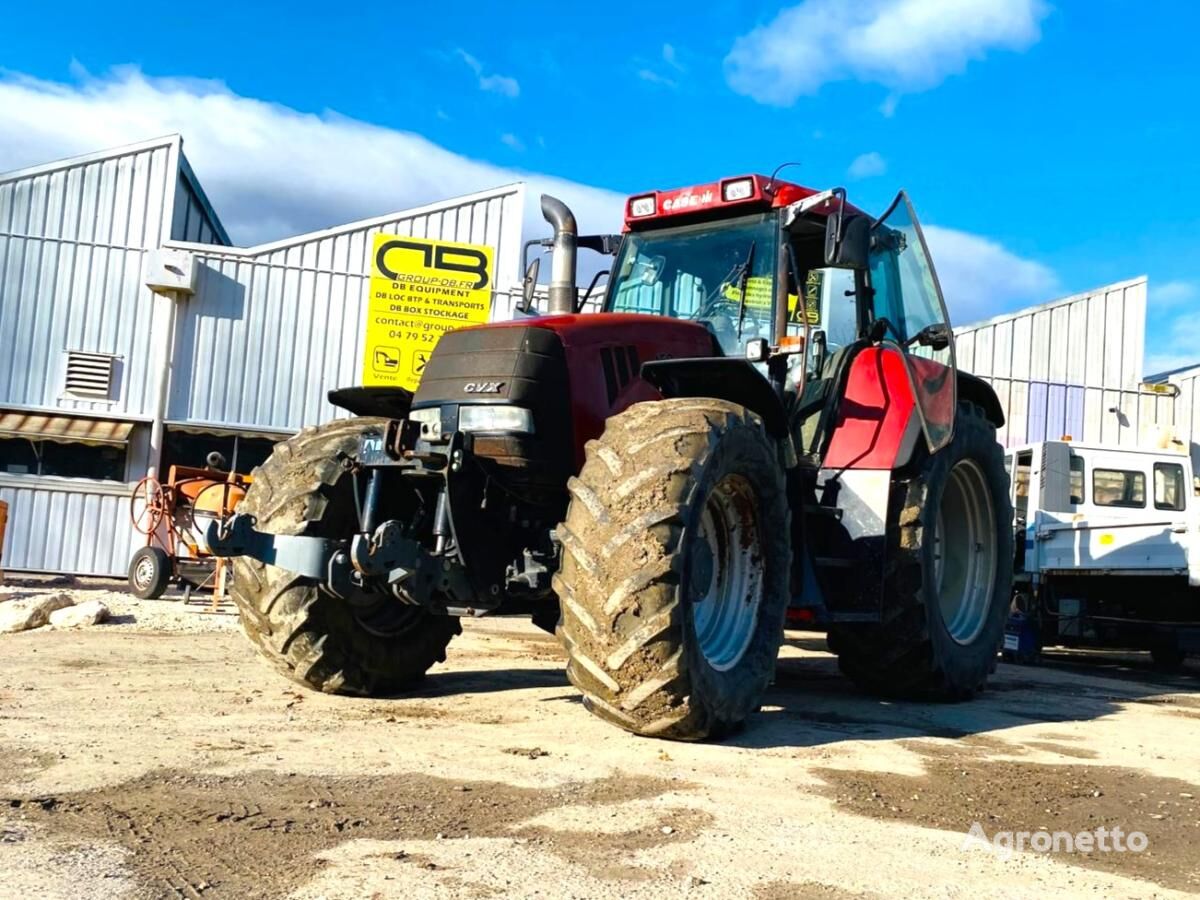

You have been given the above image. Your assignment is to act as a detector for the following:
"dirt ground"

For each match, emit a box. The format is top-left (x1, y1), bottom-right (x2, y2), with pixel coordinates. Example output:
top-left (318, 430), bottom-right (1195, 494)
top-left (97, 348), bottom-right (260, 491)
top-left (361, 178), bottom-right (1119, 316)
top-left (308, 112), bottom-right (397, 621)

top-left (2, 579), bottom-right (1199, 899)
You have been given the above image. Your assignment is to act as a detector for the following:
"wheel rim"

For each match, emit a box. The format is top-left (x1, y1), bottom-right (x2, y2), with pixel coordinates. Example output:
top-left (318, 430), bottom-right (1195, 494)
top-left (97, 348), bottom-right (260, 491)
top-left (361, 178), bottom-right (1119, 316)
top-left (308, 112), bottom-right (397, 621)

top-left (133, 555), bottom-right (156, 590)
top-left (690, 474), bottom-right (764, 671)
top-left (933, 459), bottom-right (997, 645)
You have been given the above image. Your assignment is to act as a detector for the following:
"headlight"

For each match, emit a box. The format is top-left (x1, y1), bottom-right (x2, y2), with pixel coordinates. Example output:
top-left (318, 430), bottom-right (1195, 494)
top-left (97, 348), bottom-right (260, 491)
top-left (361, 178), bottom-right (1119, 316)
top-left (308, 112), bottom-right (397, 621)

top-left (629, 195), bottom-right (656, 217)
top-left (459, 405), bottom-right (535, 434)
top-left (721, 178), bottom-right (754, 202)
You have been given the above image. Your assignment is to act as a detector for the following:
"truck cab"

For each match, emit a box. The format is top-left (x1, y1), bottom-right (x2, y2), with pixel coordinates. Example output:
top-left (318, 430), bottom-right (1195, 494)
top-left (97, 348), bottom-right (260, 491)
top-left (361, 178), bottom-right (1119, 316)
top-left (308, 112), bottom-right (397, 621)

top-left (1005, 440), bottom-right (1200, 667)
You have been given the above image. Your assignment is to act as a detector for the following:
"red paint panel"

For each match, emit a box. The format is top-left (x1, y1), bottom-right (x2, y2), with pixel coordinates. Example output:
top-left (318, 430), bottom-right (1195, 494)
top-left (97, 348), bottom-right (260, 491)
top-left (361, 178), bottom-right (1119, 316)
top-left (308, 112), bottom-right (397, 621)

top-left (622, 176), bottom-right (866, 229)
top-left (823, 347), bottom-right (917, 470)
top-left (473, 313), bottom-right (715, 468)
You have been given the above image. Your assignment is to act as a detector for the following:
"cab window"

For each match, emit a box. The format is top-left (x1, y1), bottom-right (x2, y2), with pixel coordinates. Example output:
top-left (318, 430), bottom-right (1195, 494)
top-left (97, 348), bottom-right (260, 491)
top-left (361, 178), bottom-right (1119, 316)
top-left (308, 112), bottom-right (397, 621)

top-left (1069, 453), bottom-right (1085, 505)
top-left (1093, 469), bottom-right (1146, 508)
top-left (1154, 463), bottom-right (1186, 511)
top-left (607, 213), bottom-right (778, 357)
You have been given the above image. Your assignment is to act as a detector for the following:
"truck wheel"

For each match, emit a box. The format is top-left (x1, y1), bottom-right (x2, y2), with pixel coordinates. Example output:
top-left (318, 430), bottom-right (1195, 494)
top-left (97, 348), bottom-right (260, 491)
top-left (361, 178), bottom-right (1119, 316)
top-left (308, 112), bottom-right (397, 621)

top-left (128, 546), bottom-right (171, 599)
top-left (555, 399), bottom-right (791, 740)
top-left (229, 418), bottom-right (460, 696)
top-left (831, 401), bottom-right (1013, 699)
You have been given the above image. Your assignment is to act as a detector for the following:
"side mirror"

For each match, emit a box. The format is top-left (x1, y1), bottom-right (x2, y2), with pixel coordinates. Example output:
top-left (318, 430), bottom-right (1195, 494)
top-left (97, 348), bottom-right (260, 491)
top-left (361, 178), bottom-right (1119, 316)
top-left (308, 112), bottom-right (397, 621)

top-left (912, 322), bottom-right (952, 351)
top-left (825, 213), bottom-right (870, 268)
top-left (519, 257), bottom-right (540, 312)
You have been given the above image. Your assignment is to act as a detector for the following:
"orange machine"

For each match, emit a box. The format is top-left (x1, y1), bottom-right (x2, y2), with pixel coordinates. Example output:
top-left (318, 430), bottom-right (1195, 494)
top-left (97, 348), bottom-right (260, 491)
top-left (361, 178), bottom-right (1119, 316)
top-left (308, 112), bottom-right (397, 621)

top-left (128, 455), bottom-right (251, 600)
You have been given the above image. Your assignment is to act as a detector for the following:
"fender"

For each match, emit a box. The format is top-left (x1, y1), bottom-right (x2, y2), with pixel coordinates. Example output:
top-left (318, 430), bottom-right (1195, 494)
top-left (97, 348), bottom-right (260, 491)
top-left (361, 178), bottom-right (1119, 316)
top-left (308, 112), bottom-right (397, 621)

top-left (640, 357), bottom-right (789, 439)
top-left (957, 370), bottom-right (1005, 428)
top-left (327, 385), bottom-right (414, 419)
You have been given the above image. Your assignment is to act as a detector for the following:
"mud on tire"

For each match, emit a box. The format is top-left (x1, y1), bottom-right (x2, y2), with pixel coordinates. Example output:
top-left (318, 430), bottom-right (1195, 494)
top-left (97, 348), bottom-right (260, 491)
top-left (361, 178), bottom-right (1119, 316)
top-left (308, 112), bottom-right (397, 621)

top-left (230, 418), bottom-right (459, 696)
top-left (830, 401), bottom-right (1013, 699)
top-left (554, 398), bottom-right (791, 740)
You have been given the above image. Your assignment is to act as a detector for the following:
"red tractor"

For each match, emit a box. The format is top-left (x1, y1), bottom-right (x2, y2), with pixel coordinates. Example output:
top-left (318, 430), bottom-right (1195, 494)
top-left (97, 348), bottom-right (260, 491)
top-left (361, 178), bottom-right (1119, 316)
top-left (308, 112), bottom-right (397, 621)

top-left (209, 174), bottom-right (1012, 741)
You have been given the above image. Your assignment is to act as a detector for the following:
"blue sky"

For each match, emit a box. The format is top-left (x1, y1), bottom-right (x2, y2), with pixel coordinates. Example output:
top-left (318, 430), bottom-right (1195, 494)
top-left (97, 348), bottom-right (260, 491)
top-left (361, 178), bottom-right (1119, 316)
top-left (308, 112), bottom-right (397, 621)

top-left (1, 0), bottom-right (1196, 373)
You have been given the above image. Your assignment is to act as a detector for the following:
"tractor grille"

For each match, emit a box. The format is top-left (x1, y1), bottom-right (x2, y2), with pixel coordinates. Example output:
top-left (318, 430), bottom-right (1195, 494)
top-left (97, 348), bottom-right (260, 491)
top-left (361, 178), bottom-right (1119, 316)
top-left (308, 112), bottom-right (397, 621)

top-left (599, 345), bottom-right (640, 405)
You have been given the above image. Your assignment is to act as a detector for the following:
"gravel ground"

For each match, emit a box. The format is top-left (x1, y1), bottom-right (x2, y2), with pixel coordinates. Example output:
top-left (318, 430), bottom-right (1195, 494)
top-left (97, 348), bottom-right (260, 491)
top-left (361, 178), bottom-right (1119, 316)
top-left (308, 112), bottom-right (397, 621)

top-left (1, 577), bottom-right (1198, 899)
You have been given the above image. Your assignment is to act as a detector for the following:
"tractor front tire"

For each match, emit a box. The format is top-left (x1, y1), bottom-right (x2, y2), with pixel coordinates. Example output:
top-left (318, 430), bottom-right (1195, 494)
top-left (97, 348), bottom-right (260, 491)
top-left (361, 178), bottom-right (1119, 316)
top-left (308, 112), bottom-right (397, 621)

top-left (229, 418), bottom-right (460, 696)
top-left (555, 399), bottom-right (791, 741)
top-left (831, 401), bottom-right (1013, 699)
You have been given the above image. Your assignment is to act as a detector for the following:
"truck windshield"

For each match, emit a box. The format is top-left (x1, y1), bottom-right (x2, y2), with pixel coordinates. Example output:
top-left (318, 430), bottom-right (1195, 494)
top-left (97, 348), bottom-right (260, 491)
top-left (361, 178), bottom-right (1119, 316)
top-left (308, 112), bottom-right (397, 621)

top-left (605, 213), bottom-right (777, 356)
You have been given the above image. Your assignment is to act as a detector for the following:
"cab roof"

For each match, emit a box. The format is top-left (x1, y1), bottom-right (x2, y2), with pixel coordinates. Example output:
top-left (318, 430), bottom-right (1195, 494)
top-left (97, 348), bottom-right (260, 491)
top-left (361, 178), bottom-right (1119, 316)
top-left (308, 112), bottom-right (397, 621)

top-left (623, 174), bottom-right (865, 230)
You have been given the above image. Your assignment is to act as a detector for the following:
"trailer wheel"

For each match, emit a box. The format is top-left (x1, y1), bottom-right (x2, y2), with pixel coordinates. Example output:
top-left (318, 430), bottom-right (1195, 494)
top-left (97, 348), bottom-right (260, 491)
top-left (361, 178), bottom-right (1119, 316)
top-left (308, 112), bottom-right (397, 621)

top-left (128, 546), bottom-right (172, 599)
top-left (831, 401), bottom-right (1013, 699)
top-left (229, 418), bottom-right (460, 696)
top-left (555, 398), bottom-right (791, 741)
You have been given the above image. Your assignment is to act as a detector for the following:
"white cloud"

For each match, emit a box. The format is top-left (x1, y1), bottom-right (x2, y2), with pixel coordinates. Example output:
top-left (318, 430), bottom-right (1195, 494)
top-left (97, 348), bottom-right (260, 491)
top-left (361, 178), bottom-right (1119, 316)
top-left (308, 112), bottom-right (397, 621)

top-left (456, 49), bottom-right (520, 98)
top-left (923, 225), bottom-right (1058, 326)
top-left (637, 68), bottom-right (677, 88)
top-left (0, 69), bottom-right (1057, 323)
top-left (879, 93), bottom-right (900, 118)
top-left (479, 74), bottom-right (520, 98)
top-left (0, 69), bottom-right (619, 249)
top-left (1144, 318), bottom-right (1200, 376)
top-left (499, 132), bottom-right (525, 152)
top-left (1150, 279), bottom-right (1196, 309)
top-left (638, 44), bottom-right (685, 88)
top-left (662, 43), bottom-right (684, 72)
top-left (725, 0), bottom-right (1049, 105)
top-left (847, 151), bottom-right (887, 179)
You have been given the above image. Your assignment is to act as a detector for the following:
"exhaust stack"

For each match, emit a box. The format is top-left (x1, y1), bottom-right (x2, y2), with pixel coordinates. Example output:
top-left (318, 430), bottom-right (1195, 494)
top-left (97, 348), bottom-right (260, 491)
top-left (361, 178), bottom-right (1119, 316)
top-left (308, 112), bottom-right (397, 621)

top-left (540, 194), bottom-right (577, 315)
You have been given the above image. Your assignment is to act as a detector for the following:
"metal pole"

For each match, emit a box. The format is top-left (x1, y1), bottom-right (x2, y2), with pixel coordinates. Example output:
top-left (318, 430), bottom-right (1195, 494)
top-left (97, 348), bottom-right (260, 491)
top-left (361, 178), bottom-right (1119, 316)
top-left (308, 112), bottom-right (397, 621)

top-left (147, 289), bottom-right (179, 479)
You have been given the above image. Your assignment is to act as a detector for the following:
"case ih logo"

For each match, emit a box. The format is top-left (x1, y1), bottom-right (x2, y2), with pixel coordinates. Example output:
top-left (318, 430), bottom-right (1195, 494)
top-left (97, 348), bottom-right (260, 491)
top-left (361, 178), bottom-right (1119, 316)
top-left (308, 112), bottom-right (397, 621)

top-left (661, 189), bottom-right (715, 212)
top-left (464, 381), bottom-right (504, 393)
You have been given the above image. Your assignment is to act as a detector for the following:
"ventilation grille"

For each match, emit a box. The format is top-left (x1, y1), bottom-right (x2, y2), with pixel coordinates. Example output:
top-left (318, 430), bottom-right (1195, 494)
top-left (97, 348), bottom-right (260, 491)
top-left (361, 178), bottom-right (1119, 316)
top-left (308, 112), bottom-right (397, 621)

top-left (599, 345), bottom-right (640, 405)
top-left (64, 351), bottom-right (117, 399)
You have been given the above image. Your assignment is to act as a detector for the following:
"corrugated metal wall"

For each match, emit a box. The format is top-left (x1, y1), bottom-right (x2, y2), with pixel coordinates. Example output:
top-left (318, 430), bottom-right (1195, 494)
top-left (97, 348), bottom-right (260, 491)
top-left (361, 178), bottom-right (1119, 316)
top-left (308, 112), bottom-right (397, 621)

top-left (171, 155), bottom-right (230, 246)
top-left (0, 479), bottom-right (141, 576)
top-left (0, 136), bottom-right (231, 576)
top-left (167, 184), bottom-right (525, 432)
top-left (0, 136), bottom-right (188, 419)
top-left (953, 277), bottom-right (1157, 448)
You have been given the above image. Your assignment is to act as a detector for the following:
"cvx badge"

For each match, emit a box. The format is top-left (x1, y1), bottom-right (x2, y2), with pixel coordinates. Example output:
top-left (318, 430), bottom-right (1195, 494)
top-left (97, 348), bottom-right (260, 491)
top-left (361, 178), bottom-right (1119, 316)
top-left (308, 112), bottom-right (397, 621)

top-left (464, 381), bottom-right (504, 394)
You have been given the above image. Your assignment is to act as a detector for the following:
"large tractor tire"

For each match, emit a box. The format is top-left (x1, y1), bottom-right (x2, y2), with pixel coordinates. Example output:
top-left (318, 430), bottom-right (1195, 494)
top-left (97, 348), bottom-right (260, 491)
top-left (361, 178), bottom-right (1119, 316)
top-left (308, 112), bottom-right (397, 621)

top-left (229, 418), bottom-right (460, 696)
top-left (831, 401), bottom-right (1013, 699)
top-left (555, 399), bottom-right (791, 741)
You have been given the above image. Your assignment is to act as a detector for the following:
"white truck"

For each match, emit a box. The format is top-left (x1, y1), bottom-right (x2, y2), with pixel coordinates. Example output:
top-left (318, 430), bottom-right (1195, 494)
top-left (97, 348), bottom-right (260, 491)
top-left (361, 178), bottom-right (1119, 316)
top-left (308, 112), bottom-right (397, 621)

top-left (1004, 440), bottom-right (1199, 669)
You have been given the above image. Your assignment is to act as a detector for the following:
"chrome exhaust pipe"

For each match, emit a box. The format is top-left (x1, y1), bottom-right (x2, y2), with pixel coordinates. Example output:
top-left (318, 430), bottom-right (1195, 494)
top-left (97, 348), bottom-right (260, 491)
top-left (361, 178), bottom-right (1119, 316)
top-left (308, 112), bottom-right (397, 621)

top-left (540, 194), bottom-right (577, 315)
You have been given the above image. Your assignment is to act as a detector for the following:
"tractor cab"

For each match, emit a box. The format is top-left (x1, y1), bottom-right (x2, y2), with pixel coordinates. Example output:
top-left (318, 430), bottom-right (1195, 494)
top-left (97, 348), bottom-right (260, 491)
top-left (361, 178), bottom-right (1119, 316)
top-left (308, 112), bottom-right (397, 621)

top-left (600, 174), bottom-right (960, 463)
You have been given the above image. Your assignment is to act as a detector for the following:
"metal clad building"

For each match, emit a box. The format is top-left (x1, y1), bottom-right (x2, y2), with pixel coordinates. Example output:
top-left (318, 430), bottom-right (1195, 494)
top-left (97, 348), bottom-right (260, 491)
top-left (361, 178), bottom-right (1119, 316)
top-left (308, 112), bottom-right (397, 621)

top-left (955, 277), bottom-right (1164, 446)
top-left (167, 185), bottom-right (524, 433)
top-left (1, 137), bottom-right (523, 576)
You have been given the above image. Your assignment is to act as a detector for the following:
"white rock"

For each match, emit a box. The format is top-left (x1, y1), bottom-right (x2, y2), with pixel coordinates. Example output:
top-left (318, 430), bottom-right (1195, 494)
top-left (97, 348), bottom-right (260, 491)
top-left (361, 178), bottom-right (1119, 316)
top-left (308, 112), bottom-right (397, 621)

top-left (49, 599), bottom-right (109, 628)
top-left (0, 593), bottom-right (74, 634)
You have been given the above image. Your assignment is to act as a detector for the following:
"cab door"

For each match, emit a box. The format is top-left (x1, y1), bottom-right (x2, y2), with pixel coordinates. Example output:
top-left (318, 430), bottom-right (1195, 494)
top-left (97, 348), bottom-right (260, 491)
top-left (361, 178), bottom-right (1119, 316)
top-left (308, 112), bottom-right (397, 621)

top-left (869, 192), bottom-right (956, 451)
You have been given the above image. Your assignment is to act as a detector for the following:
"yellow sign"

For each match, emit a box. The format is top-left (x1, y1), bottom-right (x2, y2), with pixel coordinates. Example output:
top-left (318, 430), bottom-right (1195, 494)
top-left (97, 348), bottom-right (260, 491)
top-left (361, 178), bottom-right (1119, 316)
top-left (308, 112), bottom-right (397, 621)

top-left (362, 235), bottom-right (495, 390)
top-left (719, 270), bottom-right (823, 325)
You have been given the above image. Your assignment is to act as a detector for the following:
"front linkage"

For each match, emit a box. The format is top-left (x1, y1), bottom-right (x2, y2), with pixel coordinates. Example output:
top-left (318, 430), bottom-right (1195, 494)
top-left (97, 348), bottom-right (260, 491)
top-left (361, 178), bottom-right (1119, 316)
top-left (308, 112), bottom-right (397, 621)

top-left (208, 419), bottom-right (503, 616)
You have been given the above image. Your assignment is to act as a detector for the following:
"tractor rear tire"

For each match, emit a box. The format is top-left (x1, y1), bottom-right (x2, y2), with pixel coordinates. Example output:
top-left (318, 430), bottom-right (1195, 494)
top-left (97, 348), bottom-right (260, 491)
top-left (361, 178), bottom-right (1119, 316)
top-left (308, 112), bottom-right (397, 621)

top-left (555, 398), bottom-right (791, 741)
top-left (830, 401), bottom-right (1013, 699)
top-left (229, 418), bottom-right (460, 696)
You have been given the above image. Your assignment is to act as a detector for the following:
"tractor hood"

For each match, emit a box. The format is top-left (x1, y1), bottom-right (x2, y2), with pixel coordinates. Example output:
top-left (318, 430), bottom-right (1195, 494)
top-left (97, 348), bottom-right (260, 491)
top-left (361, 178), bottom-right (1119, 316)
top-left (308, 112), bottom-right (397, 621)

top-left (414, 313), bottom-right (717, 467)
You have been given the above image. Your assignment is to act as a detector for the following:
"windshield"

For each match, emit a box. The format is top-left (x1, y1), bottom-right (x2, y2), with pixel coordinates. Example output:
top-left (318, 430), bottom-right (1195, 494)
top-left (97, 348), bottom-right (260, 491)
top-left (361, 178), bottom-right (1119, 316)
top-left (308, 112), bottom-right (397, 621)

top-left (605, 213), bottom-right (778, 356)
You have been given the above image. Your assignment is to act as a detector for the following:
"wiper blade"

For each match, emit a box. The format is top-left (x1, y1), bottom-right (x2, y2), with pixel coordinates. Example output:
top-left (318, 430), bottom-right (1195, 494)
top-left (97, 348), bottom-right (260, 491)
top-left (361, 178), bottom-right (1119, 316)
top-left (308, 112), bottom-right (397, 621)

top-left (734, 240), bottom-right (757, 340)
